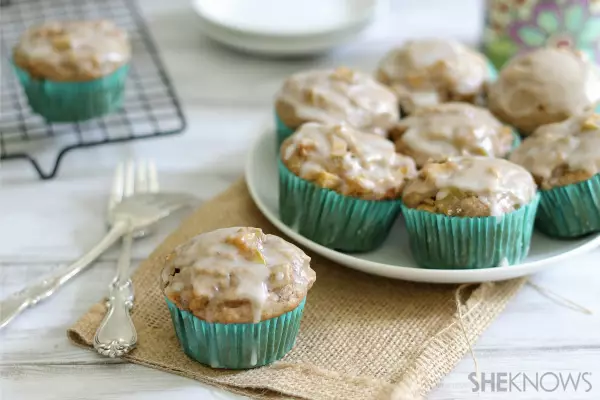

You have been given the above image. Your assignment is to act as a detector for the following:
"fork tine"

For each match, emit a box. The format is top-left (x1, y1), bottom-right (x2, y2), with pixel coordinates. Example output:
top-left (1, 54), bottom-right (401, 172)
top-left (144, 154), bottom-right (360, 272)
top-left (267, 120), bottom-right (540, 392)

top-left (124, 160), bottom-right (135, 197)
top-left (108, 162), bottom-right (125, 213)
top-left (148, 160), bottom-right (159, 193)
top-left (135, 159), bottom-right (149, 193)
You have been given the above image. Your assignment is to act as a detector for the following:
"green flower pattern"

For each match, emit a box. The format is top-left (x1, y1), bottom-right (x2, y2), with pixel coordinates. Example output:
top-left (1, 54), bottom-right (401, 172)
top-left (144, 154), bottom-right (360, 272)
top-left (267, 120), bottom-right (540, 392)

top-left (484, 0), bottom-right (600, 67)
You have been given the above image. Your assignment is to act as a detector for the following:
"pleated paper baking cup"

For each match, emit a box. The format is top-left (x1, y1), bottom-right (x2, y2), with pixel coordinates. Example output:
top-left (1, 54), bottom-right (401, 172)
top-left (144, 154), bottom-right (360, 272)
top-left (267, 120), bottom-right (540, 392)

top-left (165, 297), bottom-right (306, 369)
top-left (278, 161), bottom-right (401, 252)
top-left (535, 174), bottom-right (600, 238)
top-left (13, 62), bottom-right (129, 122)
top-left (400, 194), bottom-right (540, 269)
top-left (275, 112), bottom-right (296, 146)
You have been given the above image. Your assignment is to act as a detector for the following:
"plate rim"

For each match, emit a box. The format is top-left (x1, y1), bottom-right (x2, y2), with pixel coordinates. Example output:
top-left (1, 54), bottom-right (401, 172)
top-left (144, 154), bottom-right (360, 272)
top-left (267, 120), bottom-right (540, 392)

top-left (245, 125), bottom-right (600, 283)
top-left (191, 0), bottom-right (378, 38)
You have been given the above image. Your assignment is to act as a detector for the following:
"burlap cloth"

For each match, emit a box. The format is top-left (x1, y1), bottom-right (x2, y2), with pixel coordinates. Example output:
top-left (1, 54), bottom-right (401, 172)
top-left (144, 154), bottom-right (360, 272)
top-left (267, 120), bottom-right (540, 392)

top-left (68, 180), bottom-right (526, 400)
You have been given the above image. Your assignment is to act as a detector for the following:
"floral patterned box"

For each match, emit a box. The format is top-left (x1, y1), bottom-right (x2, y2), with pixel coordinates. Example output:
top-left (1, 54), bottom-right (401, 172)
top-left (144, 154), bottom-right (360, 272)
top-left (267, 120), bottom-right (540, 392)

top-left (483, 0), bottom-right (600, 68)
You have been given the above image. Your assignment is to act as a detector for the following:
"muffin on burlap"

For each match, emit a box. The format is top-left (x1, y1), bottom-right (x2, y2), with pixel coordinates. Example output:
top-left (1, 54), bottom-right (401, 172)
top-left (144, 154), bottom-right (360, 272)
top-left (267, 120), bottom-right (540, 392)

top-left (487, 47), bottom-right (600, 136)
top-left (274, 67), bottom-right (399, 143)
top-left (13, 20), bottom-right (130, 121)
top-left (375, 39), bottom-right (494, 115)
top-left (401, 156), bottom-right (539, 269)
top-left (279, 121), bottom-right (417, 252)
top-left (510, 113), bottom-right (600, 238)
top-left (389, 102), bottom-right (517, 167)
top-left (161, 227), bottom-right (315, 369)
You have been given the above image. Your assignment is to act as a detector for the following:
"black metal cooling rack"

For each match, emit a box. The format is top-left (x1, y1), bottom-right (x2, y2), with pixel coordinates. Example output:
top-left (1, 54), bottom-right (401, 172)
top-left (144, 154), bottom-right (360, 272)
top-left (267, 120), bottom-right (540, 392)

top-left (0, 0), bottom-right (186, 179)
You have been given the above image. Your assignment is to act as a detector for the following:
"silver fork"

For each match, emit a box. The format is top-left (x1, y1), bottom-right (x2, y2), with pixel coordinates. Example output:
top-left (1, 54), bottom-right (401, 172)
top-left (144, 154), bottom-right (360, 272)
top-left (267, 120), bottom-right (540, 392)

top-left (93, 160), bottom-right (157, 358)
top-left (0, 161), bottom-right (194, 331)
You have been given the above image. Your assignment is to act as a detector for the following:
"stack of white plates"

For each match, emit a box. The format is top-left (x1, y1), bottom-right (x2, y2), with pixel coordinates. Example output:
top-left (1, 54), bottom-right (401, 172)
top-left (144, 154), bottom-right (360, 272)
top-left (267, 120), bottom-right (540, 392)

top-left (191, 0), bottom-right (380, 56)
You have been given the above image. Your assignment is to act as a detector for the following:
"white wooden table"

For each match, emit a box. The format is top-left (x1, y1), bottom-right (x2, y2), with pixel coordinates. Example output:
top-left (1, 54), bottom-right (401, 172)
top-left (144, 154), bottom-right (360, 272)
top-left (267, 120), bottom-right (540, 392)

top-left (1, 1), bottom-right (599, 399)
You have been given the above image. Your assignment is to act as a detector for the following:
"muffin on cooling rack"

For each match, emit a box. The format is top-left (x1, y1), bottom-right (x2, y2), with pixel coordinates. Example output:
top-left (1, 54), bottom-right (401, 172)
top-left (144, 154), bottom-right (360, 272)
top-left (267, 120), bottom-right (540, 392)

top-left (401, 156), bottom-right (539, 269)
top-left (279, 121), bottom-right (417, 252)
top-left (375, 39), bottom-right (494, 115)
top-left (487, 47), bottom-right (600, 136)
top-left (274, 67), bottom-right (399, 144)
top-left (162, 227), bottom-right (316, 369)
top-left (389, 102), bottom-right (517, 167)
top-left (510, 113), bottom-right (600, 238)
top-left (12, 20), bottom-right (131, 122)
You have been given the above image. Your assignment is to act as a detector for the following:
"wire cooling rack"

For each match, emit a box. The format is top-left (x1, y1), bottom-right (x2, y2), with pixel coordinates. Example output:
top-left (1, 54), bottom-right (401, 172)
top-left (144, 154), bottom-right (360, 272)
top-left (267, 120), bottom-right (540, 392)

top-left (0, 0), bottom-right (186, 179)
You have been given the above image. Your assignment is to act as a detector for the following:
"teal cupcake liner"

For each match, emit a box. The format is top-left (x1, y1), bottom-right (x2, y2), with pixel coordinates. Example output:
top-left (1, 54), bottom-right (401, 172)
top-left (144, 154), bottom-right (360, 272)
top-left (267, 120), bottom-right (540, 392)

top-left (487, 59), bottom-right (498, 81)
top-left (13, 62), bottom-right (129, 122)
top-left (279, 161), bottom-right (401, 252)
top-left (275, 112), bottom-right (296, 146)
top-left (535, 174), bottom-right (600, 238)
top-left (400, 194), bottom-right (540, 269)
top-left (511, 130), bottom-right (521, 151)
top-left (166, 297), bottom-right (306, 369)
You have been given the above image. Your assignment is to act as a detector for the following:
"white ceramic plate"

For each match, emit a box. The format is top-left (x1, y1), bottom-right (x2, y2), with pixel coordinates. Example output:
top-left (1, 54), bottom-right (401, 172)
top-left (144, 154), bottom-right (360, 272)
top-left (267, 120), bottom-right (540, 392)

top-left (191, 0), bottom-right (378, 56)
top-left (245, 126), bottom-right (600, 283)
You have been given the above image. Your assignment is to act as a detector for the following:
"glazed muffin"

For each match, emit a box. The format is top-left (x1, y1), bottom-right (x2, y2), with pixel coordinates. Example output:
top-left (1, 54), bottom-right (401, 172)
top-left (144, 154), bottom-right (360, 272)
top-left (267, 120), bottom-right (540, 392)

top-left (279, 122), bottom-right (417, 252)
top-left (274, 67), bottom-right (399, 143)
top-left (389, 102), bottom-right (515, 167)
top-left (510, 113), bottom-right (600, 237)
top-left (12, 20), bottom-right (131, 121)
top-left (401, 156), bottom-right (539, 269)
top-left (488, 47), bottom-right (600, 136)
top-left (162, 227), bottom-right (315, 369)
top-left (375, 39), bottom-right (492, 114)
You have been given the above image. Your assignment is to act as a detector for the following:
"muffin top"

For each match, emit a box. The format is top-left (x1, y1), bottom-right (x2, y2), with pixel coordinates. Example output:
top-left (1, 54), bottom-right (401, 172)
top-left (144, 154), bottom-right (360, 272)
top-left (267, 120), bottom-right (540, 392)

top-left (402, 156), bottom-right (537, 217)
top-left (162, 227), bottom-right (315, 324)
top-left (13, 20), bottom-right (130, 82)
top-left (281, 122), bottom-right (417, 200)
top-left (509, 113), bottom-right (600, 189)
top-left (488, 47), bottom-right (600, 135)
top-left (390, 102), bottom-right (514, 167)
top-left (375, 39), bottom-right (489, 114)
top-left (275, 67), bottom-right (399, 136)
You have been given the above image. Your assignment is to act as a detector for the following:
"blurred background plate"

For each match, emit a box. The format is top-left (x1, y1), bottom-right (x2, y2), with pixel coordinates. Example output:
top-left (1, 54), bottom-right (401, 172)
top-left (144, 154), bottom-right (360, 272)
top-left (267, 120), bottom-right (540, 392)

top-left (245, 123), bottom-right (600, 284)
top-left (191, 0), bottom-right (380, 56)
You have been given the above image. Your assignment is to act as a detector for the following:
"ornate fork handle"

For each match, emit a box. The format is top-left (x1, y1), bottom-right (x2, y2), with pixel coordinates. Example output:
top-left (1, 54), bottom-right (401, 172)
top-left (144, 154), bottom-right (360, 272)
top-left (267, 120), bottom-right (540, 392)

top-left (94, 223), bottom-right (137, 357)
top-left (0, 221), bottom-right (128, 330)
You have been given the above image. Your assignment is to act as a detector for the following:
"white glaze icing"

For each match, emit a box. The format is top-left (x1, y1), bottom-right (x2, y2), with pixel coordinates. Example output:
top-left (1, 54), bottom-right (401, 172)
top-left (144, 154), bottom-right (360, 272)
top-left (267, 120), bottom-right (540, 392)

top-left (376, 39), bottom-right (488, 112)
top-left (276, 67), bottom-right (399, 136)
top-left (403, 156), bottom-right (537, 216)
top-left (509, 113), bottom-right (600, 179)
top-left (488, 47), bottom-right (600, 134)
top-left (281, 122), bottom-right (417, 200)
top-left (163, 227), bottom-right (313, 323)
top-left (14, 20), bottom-right (130, 80)
top-left (393, 102), bottom-right (513, 166)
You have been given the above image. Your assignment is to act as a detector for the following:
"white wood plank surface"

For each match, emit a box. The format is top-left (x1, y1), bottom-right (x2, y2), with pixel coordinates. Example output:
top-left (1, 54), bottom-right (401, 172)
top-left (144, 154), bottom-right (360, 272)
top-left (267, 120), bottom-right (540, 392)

top-left (1, 0), bottom-right (599, 399)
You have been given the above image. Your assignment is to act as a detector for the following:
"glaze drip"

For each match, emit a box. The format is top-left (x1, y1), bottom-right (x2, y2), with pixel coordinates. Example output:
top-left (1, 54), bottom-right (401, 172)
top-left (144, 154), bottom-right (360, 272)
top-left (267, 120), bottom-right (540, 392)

top-left (403, 156), bottom-right (537, 216)
top-left (510, 113), bottom-right (600, 183)
top-left (281, 122), bottom-right (417, 200)
top-left (162, 227), bottom-right (314, 323)
top-left (392, 102), bottom-right (513, 166)
top-left (14, 20), bottom-right (130, 81)
top-left (276, 67), bottom-right (399, 136)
